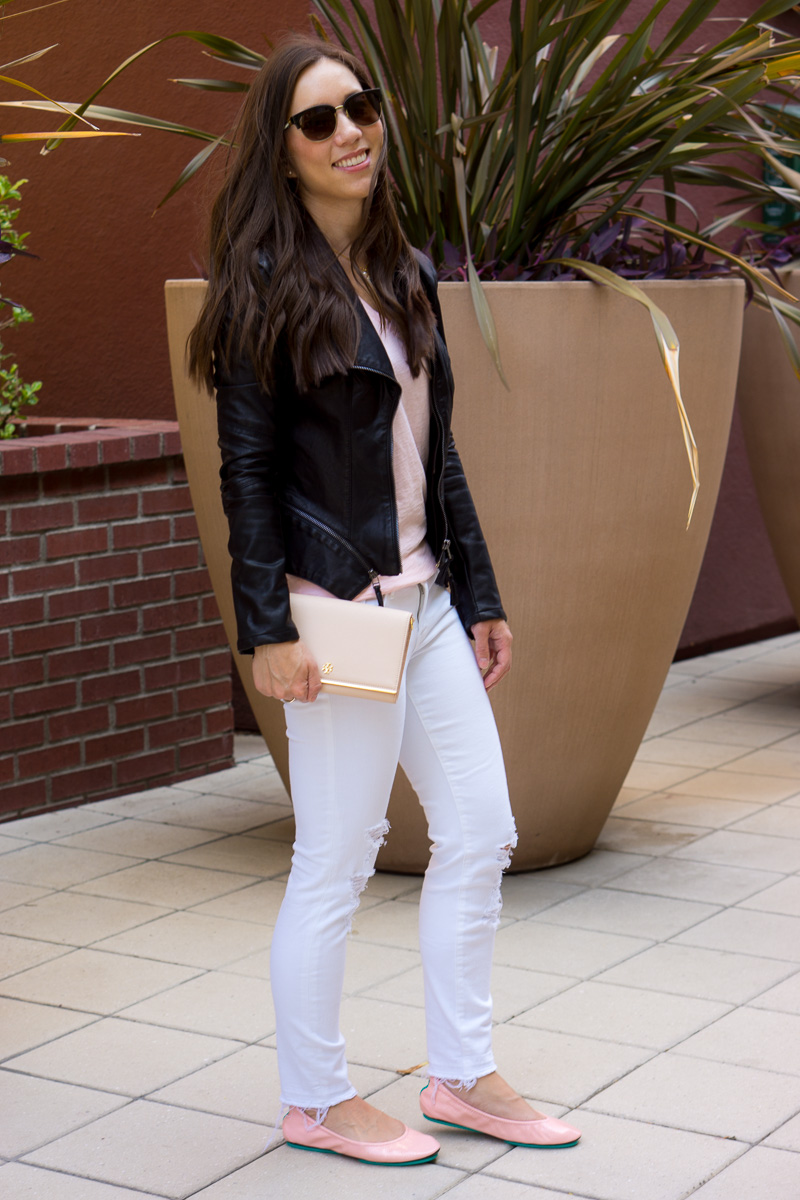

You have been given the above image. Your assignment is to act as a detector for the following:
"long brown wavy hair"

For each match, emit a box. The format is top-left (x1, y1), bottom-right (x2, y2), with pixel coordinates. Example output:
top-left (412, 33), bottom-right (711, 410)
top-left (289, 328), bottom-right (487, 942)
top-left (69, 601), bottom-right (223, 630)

top-left (189, 36), bottom-right (436, 395)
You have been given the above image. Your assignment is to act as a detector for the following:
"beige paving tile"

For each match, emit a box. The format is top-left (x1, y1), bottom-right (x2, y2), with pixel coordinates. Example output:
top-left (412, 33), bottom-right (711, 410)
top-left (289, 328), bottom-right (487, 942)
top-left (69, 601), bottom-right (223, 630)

top-left (633, 737), bottom-right (746, 769)
top-left (585, 1052), bottom-right (800, 1141)
top-left (671, 770), bottom-right (800, 803)
top-left (765, 1111), bottom-right (800, 1152)
top-left (710, 661), bottom-right (800, 685)
top-left (120, 971), bottom-right (275, 1042)
top-left (1, 809), bottom-right (118, 842)
top-left (93, 912), bottom-right (268, 969)
top-left (0, 882), bottom-right (52, 913)
top-left (173, 763), bottom-right (276, 794)
top-left (687, 1146), bottom-right (800, 1199)
top-left (748, 970), bottom-right (800, 1015)
top-left (86, 784), bottom-right (194, 816)
top-left (0, 834), bottom-right (31, 854)
top-left (643, 710), bottom-right (689, 736)
top-left (338, 996), bottom-right (428, 1074)
top-left (22, 1099), bottom-right (268, 1199)
top-left (151, 1042), bottom-right (393, 1125)
top-left (612, 786), bottom-right (651, 809)
top-left (149, 1044), bottom-right (278, 1124)
top-left (622, 762), bottom-right (701, 791)
top-left (217, 949), bottom-right (271, 980)
top-left (723, 699), bottom-right (800, 728)
top-left (0, 998), bottom-right (96, 1060)
top-left (675, 716), bottom-right (793, 748)
top-left (445, 1179), bottom-right (588, 1200)
top-left (189, 1144), bottom-right (462, 1200)
top-left (493, 921), bottom-right (651, 978)
top-left (533, 850), bottom-right (653, 886)
top-left (486, 1109), bottom-right (744, 1200)
top-left (363, 963), bottom-right (575, 1021)
top-left (595, 817), bottom-right (706, 855)
top-left (143, 794), bottom-right (288, 834)
top-left (0, 949), bottom-right (199, 1013)
top-left (678, 1007), bottom-right (800, 1075)
top-left (341, 940), bottom-right (420, 994)
top-left (0, 1070), bottom-right (127, 1156)
top-left (0, 1162), bottom-right (161, 1199)
top-left (615, 792), bottom-right (761, 828)
top-left (672, 908), bottom-right (800, 962)
top-left (0, 892), bottom-right (169, 946)
top-left (533, 887), bottom-right (719, 940)
top-left (0, 844), bottom-right (139, 888)
top-left (242, 817), bottom-right (296, 843)
top-left (54, 821), bottom-right (217, 860)
top-left (609, 857), bottom-right (782, 905)
top-left (495, 875), bottom-right (584, 919)
top-left (728, 806), bottom-right (800, 838)
top-left (0, 933), bottom-right (69, 980)
top-left (651, 692), bottom-right (741, 721)
top-left (233, 735), bottom-right (267, 760)
top-left (164, 836), bottom-right (291, 878)
top-left (512, 981), bottom-right (729, 1049)
top-left (672, 675), bottom-right (782, 701)
top-left (671, 829), bottom-right (800, 872)
top-left (738, 875), bottom-right (800, 916)
top-left (596, 943), bottom-right (797, 1004)
top-left (72, 861), bottom-right (260, 909)
top-left (492, 1023), bottom-right (654, 1109)
top-left (176, 774), bottom-right (291, 808)
top-left (8, 1016), bottom-right (241, 1094)
top-left (360, 871), bottom-right (423, 900)
top-left (728, 747), bottom-right (800, 778)
top-left (350, 900), bottom-right (421, 949)
top-left (188, 880), bottom-right (287, 925)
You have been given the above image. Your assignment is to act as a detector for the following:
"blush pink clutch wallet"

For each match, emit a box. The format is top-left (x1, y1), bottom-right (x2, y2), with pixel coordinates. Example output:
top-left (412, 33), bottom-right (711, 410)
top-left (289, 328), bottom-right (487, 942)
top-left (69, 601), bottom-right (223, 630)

top-left (289, 593), bottom-right (413, 703)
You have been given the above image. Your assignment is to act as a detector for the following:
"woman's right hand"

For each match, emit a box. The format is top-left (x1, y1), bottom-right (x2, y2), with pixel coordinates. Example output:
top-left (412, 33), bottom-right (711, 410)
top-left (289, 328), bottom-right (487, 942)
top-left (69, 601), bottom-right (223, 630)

top-left (252, 640), bottom-right (322, 703)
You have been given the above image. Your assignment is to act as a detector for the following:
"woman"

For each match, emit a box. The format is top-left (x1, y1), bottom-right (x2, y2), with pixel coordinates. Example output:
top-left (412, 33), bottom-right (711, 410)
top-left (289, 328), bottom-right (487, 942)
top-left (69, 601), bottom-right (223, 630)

top-left (190, 36), bottom-right (581, 1167)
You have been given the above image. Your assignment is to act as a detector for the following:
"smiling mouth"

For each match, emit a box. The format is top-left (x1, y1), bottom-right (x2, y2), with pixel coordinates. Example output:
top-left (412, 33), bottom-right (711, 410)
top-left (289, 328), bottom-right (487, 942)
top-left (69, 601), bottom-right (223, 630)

top-left (333, 149), bottom-right (369, 169)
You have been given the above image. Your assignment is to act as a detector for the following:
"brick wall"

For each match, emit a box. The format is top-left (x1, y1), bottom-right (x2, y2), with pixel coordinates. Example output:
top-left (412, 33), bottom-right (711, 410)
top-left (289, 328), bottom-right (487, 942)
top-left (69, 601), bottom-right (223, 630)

top-left (1, 418), bottom-right (234, 818)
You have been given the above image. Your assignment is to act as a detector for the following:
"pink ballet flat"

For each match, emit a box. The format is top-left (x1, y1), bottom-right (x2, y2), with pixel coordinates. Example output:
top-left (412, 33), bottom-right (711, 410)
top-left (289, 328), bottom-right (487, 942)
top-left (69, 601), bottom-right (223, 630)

top-left (282, 1106), bottom-right (440, 1165)
top-left (419, 1081), bottom-right (581, 1148)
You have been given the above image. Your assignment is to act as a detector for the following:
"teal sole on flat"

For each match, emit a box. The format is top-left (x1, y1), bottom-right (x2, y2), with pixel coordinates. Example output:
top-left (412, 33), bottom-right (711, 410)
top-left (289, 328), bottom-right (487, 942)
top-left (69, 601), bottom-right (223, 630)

top-left (421, 1113), bottom-right (579, 1148)
top-left (286, 1140), bottom-right (439, 1165)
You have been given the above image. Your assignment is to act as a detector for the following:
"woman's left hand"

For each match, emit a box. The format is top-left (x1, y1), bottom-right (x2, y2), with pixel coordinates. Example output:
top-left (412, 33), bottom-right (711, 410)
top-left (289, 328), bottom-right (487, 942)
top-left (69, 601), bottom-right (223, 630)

top-left (471, 619), bottom-right (513, 691)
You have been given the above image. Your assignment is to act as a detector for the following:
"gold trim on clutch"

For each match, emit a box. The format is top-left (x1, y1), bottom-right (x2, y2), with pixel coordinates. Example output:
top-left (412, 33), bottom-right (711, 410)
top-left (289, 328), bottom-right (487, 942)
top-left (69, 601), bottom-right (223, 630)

top-left (322, 679), bottom-right (399, 695)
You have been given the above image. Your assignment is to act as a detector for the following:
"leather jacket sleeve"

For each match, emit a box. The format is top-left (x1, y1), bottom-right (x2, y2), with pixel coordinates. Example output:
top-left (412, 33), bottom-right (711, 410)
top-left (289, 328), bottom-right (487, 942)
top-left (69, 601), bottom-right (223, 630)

top-left (443, 432), bottom-right (507, 630)
top-left (214, 343), bottom-right (299, 654)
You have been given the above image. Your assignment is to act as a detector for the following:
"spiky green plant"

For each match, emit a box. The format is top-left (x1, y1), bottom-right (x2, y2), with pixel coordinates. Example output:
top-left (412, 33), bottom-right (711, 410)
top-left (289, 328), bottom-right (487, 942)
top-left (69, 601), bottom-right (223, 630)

top-left (12, 0), bottom-right (800, 503)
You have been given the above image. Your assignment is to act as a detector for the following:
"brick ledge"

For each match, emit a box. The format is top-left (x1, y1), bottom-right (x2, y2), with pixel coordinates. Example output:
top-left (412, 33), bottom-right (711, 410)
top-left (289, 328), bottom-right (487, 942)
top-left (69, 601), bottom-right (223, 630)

top-left (1, 418), bottom-right (183, 476)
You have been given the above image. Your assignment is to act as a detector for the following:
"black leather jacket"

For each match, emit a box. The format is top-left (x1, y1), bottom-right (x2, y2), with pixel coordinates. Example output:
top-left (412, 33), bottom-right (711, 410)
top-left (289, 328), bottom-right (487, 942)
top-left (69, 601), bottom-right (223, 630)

top-left (214, 250), bottom-right (505, 654)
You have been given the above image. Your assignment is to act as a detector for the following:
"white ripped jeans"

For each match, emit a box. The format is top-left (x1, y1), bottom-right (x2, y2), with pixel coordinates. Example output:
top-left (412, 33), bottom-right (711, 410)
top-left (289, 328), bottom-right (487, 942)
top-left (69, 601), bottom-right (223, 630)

top-left (270, 578), bottom-right (517, 1109)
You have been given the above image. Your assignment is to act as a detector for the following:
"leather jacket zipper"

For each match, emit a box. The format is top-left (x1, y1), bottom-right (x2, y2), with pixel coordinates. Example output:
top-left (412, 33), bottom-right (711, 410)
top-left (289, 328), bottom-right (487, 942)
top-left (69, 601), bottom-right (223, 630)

top-left (283, 500), bottom-right (385, 605)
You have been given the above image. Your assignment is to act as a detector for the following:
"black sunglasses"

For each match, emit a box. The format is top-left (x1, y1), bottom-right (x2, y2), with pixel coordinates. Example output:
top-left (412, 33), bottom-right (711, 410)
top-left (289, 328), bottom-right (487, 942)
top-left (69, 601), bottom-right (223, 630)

top-left (284, 88), bottom-right (382, 142)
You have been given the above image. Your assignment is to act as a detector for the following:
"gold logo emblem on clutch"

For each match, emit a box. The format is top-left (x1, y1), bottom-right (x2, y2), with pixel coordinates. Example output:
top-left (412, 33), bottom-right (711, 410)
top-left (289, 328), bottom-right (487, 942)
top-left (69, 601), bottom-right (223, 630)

top-left (322, 663), bottom-right (334, 674)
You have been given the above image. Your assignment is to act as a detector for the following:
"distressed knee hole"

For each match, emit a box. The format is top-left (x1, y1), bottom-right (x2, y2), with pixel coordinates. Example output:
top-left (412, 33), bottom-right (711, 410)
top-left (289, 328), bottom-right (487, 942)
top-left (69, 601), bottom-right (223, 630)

top-left (346, 819), bottom-right (390, 931)
top-left (483, 824), bottom-right (518, 929)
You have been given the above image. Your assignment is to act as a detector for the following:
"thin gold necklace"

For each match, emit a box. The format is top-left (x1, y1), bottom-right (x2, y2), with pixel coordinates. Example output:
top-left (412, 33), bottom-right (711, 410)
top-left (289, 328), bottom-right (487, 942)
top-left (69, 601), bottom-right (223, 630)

top-left (335, 247), bottom-right (370, 283)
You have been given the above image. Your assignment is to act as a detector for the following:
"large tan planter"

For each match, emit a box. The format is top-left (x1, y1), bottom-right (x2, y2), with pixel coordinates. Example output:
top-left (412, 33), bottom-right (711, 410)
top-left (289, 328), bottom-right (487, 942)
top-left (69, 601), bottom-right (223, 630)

top-left (166, 278), bottom-right (743, 872)
top-left (737, 268), bottom-right (800, 622)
